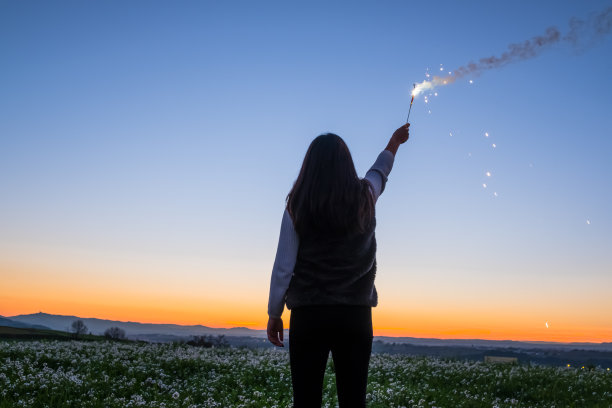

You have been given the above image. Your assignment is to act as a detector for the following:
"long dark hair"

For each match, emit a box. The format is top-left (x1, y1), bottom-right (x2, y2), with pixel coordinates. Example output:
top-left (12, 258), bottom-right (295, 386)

top-left (287, 133), bottom-right (374, 236)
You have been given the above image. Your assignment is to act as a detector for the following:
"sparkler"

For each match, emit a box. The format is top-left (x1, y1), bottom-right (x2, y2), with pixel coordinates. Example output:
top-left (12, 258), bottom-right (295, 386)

top-left (409, 6), bottom-right (612, 100)
top-left (406, 83), bottom-right (416, 123)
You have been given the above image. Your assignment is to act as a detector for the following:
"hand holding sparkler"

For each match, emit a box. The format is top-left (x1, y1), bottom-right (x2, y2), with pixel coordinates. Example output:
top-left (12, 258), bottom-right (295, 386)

top-left (385, 123), bottom-right (410, 156)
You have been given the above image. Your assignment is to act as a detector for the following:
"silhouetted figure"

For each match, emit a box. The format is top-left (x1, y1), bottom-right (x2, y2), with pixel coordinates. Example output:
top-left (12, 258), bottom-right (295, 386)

top-left (267, 123), bottom-right (410, 407)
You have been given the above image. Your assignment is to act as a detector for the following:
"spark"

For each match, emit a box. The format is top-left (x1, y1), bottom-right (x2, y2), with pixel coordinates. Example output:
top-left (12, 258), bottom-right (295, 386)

top-left (545, 321), bottom-right (549, 329)
top-left (449, 132), bottom-right (453, 137)
top-left (485, 132), bottom-right (489, 137)
top-left (482, 183), bottom-right (487, 188)
top-left (485, 171), bottom-right (491, 177)
top-left (493, 192), bottom-right (498, 197)
top-left (434, 92), bottom-right (438, 96)
top-left (492, 143), bottom-right (496, 148)
top-left (586, 219), bottom-right (591, 225)
top-left (408, 6), bottom-right (612, 101)
top-left (412, 77), bottom-right (445, 97)
top-left (407, 17), bottom-right (569, 98)
top-left (469, 79), bottom-right (474, 84)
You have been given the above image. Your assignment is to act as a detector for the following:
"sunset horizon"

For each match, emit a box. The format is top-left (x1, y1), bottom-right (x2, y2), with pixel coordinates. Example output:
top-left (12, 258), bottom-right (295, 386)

top-left (3, 305), bottom-right (610, 344)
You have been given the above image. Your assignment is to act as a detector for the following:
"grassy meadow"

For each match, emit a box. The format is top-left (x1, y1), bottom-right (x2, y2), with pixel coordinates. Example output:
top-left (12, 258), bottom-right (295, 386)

top-left (1, 340), bottom-right (611, 407)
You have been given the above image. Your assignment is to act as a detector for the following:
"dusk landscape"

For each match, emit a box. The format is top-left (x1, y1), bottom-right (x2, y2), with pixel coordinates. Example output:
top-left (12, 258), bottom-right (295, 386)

top-left (1, 1), bottom-right (611, 406)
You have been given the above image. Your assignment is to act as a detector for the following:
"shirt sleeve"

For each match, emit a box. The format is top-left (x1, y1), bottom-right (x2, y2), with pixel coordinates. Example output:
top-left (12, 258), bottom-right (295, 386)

top-left (267, 208), bottom-right (299, 318)
top-left (364, 150), bottom-right (395, 202)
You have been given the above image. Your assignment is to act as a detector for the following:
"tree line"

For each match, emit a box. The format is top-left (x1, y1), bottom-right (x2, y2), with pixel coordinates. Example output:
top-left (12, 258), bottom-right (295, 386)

top-left (69, 320), bottom-right (126, 340)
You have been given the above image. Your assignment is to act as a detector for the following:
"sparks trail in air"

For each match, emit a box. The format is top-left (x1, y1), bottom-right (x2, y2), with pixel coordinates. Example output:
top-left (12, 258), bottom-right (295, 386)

top-left (481, 132), bottom-right (500, 199)
top-left (411, 6), bottom-right (612, 98)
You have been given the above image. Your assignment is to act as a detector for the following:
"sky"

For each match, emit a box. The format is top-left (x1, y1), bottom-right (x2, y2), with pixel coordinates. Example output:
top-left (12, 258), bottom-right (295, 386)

top-left (1, 0), bottom-right (611, 342)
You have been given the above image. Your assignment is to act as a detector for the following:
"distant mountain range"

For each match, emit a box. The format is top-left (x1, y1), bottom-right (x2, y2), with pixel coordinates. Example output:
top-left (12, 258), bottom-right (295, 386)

top-left (0, 316), bottom-right (51, 331)
top-left (3, 312), bottom-right (611, 351)
top-left (375, 336), bottom-right (612, 351)
top-left (4, 312), bottom-right (267, 341)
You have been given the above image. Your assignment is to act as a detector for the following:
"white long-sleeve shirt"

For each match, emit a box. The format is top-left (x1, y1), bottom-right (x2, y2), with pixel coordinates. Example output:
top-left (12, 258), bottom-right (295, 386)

top-left (267, 150), bottom-right (395, 318)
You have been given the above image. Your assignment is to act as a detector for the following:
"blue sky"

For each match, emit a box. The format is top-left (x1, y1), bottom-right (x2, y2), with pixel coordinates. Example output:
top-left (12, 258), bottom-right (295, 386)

top-left (1, 0), bottom-right (611, 340)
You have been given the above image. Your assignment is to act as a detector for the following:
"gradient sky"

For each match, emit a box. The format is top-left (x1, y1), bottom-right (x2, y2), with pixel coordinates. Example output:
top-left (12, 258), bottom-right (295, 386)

top-left (1, 0), bottom-right (611, 342)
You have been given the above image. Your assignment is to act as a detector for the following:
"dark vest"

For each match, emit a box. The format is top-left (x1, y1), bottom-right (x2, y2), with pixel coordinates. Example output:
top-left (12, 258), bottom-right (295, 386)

top-left (285, 217), bottom-right (378, 309)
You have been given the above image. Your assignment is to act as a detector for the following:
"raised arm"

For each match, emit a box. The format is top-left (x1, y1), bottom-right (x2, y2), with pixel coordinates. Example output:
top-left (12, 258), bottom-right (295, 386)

top-left (385, 123), bottom-right (410, 156)
top-left (364, 123), bottom-right (410, 201)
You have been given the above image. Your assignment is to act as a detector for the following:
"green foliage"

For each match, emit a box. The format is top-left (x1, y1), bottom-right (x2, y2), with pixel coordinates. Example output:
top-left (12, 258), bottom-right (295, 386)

top-left (0, 340), bottom-right (611, 407)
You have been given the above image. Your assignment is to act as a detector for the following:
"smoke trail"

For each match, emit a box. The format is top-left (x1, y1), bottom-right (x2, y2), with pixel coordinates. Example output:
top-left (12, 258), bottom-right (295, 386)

top-left (412, 6), bottom-right (612, 97)
top-left (565, 6), bottom-right (612, 46)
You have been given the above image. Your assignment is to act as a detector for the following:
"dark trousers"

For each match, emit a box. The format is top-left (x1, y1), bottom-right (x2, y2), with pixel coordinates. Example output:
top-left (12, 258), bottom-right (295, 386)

top-left (289, 305), bottom-right (373, 408)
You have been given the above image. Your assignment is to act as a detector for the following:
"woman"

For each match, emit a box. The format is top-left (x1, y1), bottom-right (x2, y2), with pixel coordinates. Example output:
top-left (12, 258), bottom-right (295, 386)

top-left (267, 123), bottom-right (410, 407)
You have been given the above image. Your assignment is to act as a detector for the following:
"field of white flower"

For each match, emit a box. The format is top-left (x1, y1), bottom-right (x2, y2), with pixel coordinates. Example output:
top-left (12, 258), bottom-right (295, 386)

top-left (1, 340), bottom-right (611, 407)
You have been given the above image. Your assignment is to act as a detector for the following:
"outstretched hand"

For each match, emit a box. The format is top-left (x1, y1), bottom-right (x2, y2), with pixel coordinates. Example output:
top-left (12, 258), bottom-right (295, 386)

top-left (385, 123), bottom-right (410, 155)
top-left (392, 123), bottom-right (410, 144)
top-left (267, 316), bottom-right (284, 347)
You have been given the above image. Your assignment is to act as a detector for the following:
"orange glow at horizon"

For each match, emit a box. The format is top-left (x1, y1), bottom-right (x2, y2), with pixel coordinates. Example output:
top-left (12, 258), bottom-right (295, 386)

top-left (3, 290), bottom-right (612, 343)
top-left (2, 252), bottom-right (611, 343)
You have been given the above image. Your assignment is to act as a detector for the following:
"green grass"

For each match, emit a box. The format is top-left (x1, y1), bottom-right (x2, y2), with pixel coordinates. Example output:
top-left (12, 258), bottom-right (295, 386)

top-left (0, 325), bottom-right (105, 341)
top-left (1, 340), bottom-right (611, 407)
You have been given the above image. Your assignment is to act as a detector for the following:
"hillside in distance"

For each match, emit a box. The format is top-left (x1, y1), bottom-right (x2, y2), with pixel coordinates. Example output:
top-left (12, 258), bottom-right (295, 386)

top-left (0, 325), bottom-right (108, 341)
top-left (0, 316), bottom-right (51, 330)
top-left (7, 312), bottom-right (263, 339)
top-left (7, 312), bottom-right (612, 352)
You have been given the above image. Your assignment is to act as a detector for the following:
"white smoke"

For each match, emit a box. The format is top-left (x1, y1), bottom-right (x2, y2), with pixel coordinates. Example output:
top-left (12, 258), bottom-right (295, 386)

top-left (412, 6), bottom-right (612, 97)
